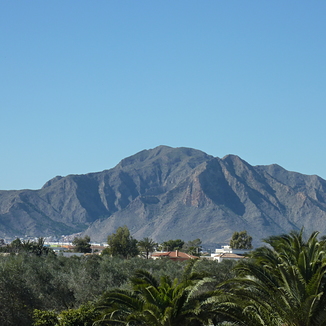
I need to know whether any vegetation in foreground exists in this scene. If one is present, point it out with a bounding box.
[1,229,326,325]
[0,248,234,325]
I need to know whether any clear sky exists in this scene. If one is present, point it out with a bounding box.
[1,1,326,190]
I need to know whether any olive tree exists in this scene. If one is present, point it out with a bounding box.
[105,226,139,259]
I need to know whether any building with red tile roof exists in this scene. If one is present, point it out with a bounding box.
[151,250,199,261]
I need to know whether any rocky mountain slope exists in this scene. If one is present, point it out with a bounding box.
[1,145,326,247]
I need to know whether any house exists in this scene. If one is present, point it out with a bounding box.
[211,245,250,262]
[151,250,199,262]
[212,252,246,263]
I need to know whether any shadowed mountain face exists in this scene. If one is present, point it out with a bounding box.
[1,145,326,247]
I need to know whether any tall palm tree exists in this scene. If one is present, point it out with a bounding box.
[137,237,157,259]
[213,230,326,326]
[95,261,215,325]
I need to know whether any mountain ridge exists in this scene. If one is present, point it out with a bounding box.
[1,145,326,247]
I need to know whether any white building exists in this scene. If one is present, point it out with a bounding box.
[211,245,251,262]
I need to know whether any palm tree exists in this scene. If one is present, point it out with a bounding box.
[95,261,215,325]
[137,237,157,259]
[214,229,326,326]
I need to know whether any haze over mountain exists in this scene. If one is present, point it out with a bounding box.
[1,145,326,247]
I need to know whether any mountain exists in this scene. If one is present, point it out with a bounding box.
[1,145,326,247]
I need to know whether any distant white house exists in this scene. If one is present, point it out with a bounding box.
[211,245,251,262]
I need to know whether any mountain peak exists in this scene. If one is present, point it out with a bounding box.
[118,145,212,169]
[1,146,326,248]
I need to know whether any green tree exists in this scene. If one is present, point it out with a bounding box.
[30,238,53,256]
[33,303,100,326]
[96,261,214,326]
[10,237,23,253]
[57,303,100,326]
[215,229,326,326]
[159,239,185,251]
[6,237,53,256]
[72,235,92,253]
[137,237,157,259]
[0,256,38,326]
[183,238,202,256]
[32,309,58,326]
[229,230,252,249]
[105,226,139,259]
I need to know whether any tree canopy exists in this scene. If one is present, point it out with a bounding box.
[105,226,139,259]
[159,239,185,251]
[72,235,92,253]
[229,230,253,249]
[1,237,53,256]
[33,303,100,326]
[137,237,157,259]
[4,229,326,326]
[216,229,326,326]
[182,238,202,256]
[96,260,215,326]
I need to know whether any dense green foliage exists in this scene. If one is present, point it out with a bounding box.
[214,229,326,325]
[229,230,253,249]
[95,261,216,325]
[105,226,139,258]
[159,239,185,251]
[0,237,53,256]
[95,229,326,326]
[4,229,326,326]
[33,303,100,326]
[2,251,231,325]
[72,235,92,253]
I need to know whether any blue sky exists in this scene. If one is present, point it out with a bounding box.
[1,1,326,190]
